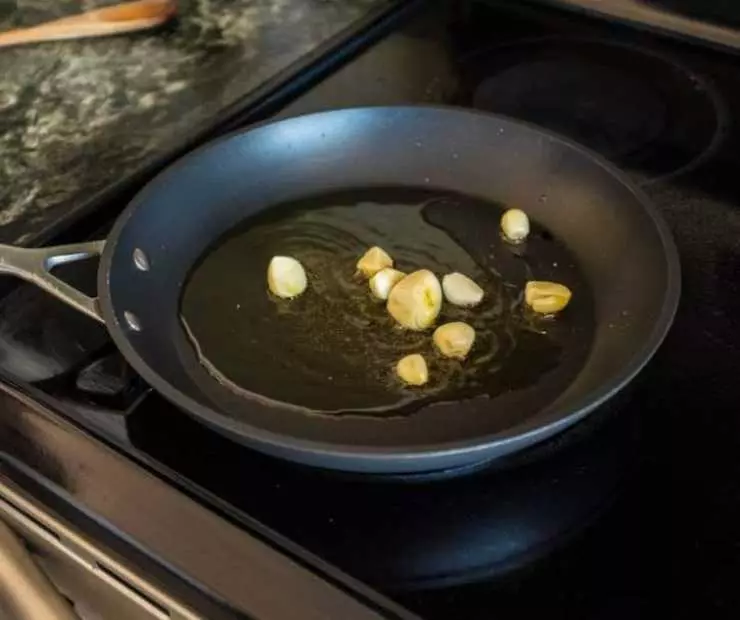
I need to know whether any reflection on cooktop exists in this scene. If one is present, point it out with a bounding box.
[460,38,728,181]
[126,388,640,589]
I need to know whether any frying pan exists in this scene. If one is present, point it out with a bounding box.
[0,107,680,474]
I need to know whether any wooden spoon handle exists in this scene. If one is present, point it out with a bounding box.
[0,0,177,49]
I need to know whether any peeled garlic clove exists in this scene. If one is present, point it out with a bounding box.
[501,208,530,243]
[267,256,307,299]
[357,246,393,278]
[396,354,429,386]
[433,322,476,360]
[442,272,484,307]
[525,281,572,314]
[387,269,442,330]
[369,268,405,300]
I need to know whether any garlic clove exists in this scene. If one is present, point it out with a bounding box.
[501,208,530,243]
[369,268,405,300]
[387,269,442,330]
[396,353,428,386]
[525,281,572,314]
[356,246,393,278]
[267,256,308,299]
[433,322,476,360]
[442,272,484,307]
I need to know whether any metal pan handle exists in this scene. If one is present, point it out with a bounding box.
[0,241,105,323]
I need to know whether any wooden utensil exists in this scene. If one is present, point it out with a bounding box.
[0,0,177,49]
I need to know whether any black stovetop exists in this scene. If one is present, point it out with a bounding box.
[4,1,740,617]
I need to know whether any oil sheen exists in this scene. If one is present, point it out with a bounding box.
[180,189,595,415]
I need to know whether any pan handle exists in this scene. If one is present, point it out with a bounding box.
[0,241,105,323]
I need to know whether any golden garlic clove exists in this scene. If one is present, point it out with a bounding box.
[525,281,572,314]
[442,272,484,307]
[396,354,429,386]
[369,268,405,301]
[356,246,393,278]
[501,208,530,243]
[433,322,476,360]
[267,256,308,299]
[387,269,442,330]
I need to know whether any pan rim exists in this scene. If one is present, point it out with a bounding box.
[97,105,681,465]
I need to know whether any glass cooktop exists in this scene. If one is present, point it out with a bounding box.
[4,1,740,617]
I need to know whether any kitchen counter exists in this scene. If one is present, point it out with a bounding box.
[0,0,385,244]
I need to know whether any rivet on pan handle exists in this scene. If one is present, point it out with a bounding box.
[0,241,106,323]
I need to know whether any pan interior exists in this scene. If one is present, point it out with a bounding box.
[179,188,595,419]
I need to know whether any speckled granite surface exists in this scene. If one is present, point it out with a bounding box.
[0,0,386,243]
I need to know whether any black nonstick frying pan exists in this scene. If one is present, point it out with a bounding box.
[0,107,680,474]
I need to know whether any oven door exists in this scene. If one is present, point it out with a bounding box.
[0,518,80,619]
[0,482,202,620]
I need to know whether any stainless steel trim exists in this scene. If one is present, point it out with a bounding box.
[0,241,105,323]
[0,483,202,620]
[0,518,80,620]
[537,0,740,51]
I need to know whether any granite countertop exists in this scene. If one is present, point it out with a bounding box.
[0,0,385,244]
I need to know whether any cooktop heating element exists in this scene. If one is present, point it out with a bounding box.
[461,37,728,182]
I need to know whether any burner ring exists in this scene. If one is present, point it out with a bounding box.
[461,37,729,184]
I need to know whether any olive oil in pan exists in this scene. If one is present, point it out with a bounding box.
[180,189,595,416]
